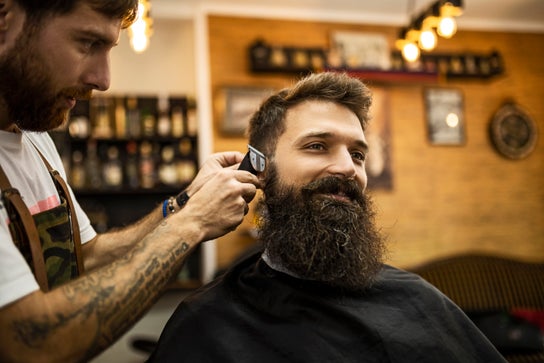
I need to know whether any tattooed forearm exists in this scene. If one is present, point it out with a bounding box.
[11,285,116,348]
[10,221,194,361]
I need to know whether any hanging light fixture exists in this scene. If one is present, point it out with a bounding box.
[396,0,463,62]
[437,15,458,38]
[395,27,421,63]
[128,0,153,53]
[414,13,437,51]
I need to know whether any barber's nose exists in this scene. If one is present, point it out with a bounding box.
[328,149,357,179]
[83,56,111,91]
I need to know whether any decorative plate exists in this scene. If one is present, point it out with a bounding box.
[489,103,538,159]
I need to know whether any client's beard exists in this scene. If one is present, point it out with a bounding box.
[257,171,386,292]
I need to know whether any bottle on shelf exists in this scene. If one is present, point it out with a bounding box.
[126,96,141,139]
[176,137,196,185]
[139,140,156,189]
[157,94,172,138]
[171,105,184,138]
[68,99,91,139]
[158,145,179,187]
[70,150,86,190]
[91,97,113,139]
[85,140,103,189]
[102,145,124,189]
[139,96,158,138]
[114,97,127,139]
[125,140,140,189]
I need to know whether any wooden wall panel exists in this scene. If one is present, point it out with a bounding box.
[208,15,544,270]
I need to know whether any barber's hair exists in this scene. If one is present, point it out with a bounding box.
[247,72,372,158]
[14,0,138,28]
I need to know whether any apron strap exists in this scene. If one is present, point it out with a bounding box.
[33,149,85,276]
[0,166,49,291]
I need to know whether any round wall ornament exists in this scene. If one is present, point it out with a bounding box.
[489,102,538,159]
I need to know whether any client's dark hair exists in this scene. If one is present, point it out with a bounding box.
[247,72,372,158]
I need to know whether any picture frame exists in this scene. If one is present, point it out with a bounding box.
[221,87,273,135]
[329,31,391,70]
[424,88,465,145]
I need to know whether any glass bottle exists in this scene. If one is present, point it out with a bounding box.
[139,141,156,189]
[157,95,172,137]
[85,140,102,189]
[125,141,140,189]
[70,150,86,190]
[158,145,178,187]
[102,145,123,189]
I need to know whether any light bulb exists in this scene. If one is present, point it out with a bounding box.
[419,29,437,50]
[446,113,459,128]
[130,33,148,53]
[402,42,420,62]
[438,16,457,38]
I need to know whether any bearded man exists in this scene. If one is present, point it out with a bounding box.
[0,1,258,361]
[148,72,506,363]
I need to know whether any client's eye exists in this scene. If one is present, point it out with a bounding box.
[307,143,325,150]
[352,151,366,162]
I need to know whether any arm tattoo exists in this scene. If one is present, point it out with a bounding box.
[11,229,192,360]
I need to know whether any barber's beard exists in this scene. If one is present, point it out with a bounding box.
[0,25,91,132]
[257,172,386,292]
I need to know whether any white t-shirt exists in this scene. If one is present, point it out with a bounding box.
[0,131,96,308]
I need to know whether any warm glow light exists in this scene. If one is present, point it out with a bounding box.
[396,0,463,61]
[446,112,459,128]
[438,16,457,38]
[130,33,149,53]
[402,42,420,62]
[128,0,152,53]
[419,29,437,50]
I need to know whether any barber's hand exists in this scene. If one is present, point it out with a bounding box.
[175,153,260,241]
[183,151,251,197]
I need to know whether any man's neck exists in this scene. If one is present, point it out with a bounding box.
[261,250,301,279]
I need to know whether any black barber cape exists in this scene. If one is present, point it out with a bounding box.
[148,252,506,363]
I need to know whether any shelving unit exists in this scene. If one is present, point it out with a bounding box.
[50,95,203,290]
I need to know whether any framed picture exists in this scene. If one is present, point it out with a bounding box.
[424,88,465,145]
[222,87,273,135]
[329,31,391,70]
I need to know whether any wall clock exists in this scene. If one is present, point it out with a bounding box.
[489,103,538,159]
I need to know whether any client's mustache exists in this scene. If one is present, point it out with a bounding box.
[301,176,363,202]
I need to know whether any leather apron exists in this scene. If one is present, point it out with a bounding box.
[0,147,84,292]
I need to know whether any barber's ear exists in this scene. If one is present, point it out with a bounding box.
[0,0,9,44]
[0,0,18,43]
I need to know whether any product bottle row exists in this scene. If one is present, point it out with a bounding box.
[68,95,197,140]
[51,94,200,193]
[55,137,198,193]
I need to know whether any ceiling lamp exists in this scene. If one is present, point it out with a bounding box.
[437,16,458,38]
[128,0,153,53]
[396,0,463,62]
[395,27,421,63]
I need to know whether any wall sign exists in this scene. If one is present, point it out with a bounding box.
[221,87,273,135]
[424,88,465,145]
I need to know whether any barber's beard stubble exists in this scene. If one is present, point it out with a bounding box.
[258,171,386,292]
[0,25,90,132]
